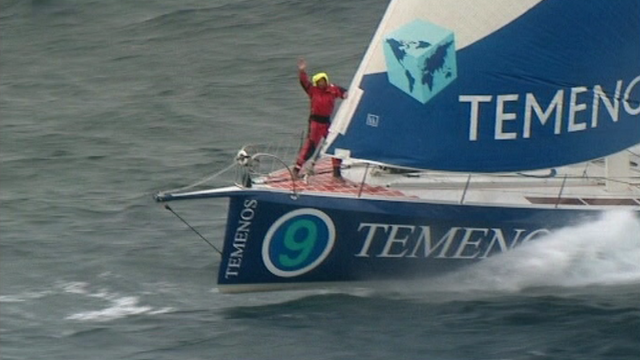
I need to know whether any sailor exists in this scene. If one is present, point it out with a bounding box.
[293,58,348,180]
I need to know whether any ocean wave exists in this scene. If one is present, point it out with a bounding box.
[0,291,54,303]
[454,210,640,291]
[62,282,174,322]
[379,210,640,301]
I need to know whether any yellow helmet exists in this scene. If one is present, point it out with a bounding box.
[312,72,329,86]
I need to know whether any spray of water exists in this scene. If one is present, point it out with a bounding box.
[394,210,640,296]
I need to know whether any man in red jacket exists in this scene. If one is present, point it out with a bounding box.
[293,58,348,180]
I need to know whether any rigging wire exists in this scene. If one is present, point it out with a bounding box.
[164,162,236,194]
[627,148,640,158]
[163,204,222,255]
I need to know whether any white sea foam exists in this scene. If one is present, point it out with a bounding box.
[468,210,640,290]
[395,210,640,296]
[2,281,174,322]
[0,291,53,303]
[66,296,172,322]
[61,281,91,295]
[62,282,173,322]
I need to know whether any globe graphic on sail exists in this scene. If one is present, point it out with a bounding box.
[382,20,457,104]
[386,39,454,93]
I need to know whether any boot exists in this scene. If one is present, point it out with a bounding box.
[291,166,301,180]
[332,166,342,180]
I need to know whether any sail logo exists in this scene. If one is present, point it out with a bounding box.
[383,19,457,104]
[262,209,336,277]
[460,76,640,142]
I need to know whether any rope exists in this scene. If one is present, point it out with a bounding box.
[164,204,222,255]
[164,162,236,194]
[627,148,640,158]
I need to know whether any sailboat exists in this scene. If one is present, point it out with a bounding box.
[155,0,640,293]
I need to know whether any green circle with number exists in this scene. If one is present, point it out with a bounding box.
[262,209,336,277]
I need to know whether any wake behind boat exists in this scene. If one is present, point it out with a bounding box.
[155,0,640,293]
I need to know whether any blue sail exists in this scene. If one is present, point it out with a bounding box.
[326,0,640,172]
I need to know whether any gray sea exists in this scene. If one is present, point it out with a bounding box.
[2,1,640,359]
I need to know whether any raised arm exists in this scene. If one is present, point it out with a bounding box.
[298,58,311,94]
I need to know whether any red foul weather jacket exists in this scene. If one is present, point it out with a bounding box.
[299,70,347,122]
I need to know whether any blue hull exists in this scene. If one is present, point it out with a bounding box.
[217,190,618,291]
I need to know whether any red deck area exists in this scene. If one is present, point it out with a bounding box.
[263,160,408,197]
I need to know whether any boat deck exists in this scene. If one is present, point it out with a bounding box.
[256,157,640,209]
[262,159,409,198]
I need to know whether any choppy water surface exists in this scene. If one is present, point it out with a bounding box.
[1,1,639,359]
